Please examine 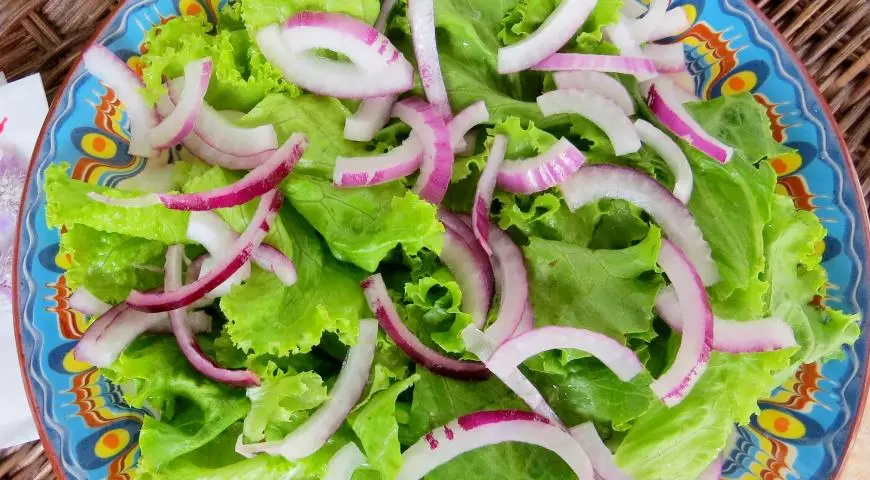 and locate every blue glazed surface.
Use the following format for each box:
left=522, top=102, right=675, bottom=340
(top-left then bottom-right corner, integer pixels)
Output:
left=14, top=0, right=869, bottom=478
